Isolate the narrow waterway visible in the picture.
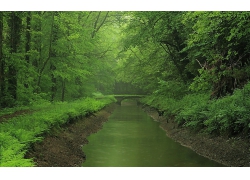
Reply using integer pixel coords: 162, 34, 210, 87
82, 100, 223, 167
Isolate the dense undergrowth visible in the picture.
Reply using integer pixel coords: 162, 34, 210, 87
141, 82, 250, 138
0, 95, 115, 167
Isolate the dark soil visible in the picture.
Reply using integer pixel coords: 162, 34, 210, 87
25, 104, 117, 167
0, 109, 33, 123
141, 105, 250, 167
25, 102, 250, 167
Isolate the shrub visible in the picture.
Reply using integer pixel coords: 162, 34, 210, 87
175, 93, 209, 130
0, 96, 115, 167
142, 82, 250, 136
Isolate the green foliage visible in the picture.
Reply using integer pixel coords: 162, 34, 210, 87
189, 69, 213, 92
122, 11, 250, 139
143, 81, 250, 136
116, 12, 172, 93
153, 79, 188, 99
92, 92, 105, 98
0, 106, 29, 117
0, 97, 115, 167
183, 11, 250, 97
141, 95, 181, 117
0, 11, 118, 107
203, 83, 250, 135
175, 93, 210, 130
0, 132, 34, 167
2, 10, 250, 166
178, 82, 250, 135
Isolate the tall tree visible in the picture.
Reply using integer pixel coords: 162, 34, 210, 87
0, 12, 4, 107
25, 12, 31, 63
7, 12, 22, 106
36, 12, 55, 91
183, 12, 250, 98
115, 12, 189, 96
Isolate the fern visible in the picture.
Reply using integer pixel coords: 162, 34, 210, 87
0, 96, 115, 167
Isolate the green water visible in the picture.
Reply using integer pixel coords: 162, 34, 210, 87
82, 101, 224, 167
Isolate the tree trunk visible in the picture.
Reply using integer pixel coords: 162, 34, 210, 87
8, 12, 22, 106
25, 12, 31, 63
61, 78, 66, 102
0, 12, 4, 107
24, 12, 31, 89
160, 42, 187, 83
50, 63, 57, 102
37, 12, 55, 91
32, 11, 42, 69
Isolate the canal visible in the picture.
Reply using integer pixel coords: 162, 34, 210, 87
82, 100, 223, 167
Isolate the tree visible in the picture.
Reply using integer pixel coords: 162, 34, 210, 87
115, 12, 189, 97
6, 12, 22, 106
0, 12, 3, 107
183, 12, 250, 98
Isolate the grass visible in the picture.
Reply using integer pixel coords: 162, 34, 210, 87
0, 96, 115, 167
140, 82, 250, 137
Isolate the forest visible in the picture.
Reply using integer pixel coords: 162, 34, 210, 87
1, 11, 250, 166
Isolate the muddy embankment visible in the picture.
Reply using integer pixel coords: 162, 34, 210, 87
25, 103, 117, 167
26, 101, 250, 167
141, 105, 250, 167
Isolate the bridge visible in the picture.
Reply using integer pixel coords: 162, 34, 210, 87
112, 95, 146, 105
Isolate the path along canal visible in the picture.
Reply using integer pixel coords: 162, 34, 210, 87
82, 100, 224, 167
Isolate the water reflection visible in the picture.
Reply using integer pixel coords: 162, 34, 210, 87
82, 100, 223, 167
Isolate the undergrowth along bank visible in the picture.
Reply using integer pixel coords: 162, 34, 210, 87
141, 82, 250, 138
0, 96, 116, 167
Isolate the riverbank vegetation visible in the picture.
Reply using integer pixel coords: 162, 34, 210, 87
0, 96, 115, 166
1, 11, 250, 166
117, 12, 250, 138
141, 83, 250, 136
0, 11, 118, 167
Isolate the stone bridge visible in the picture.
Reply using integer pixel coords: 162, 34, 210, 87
113, 95, 145, 105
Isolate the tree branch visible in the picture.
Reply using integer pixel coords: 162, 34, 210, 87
91, 12, 101, 38
37, 12, 55, 89
91, 11, 109, 38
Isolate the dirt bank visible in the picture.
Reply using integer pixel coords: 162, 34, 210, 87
26, 102, 250, 167
141, 105, 250, 167
0, 109, 34, 123
25, 103, 117, 167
